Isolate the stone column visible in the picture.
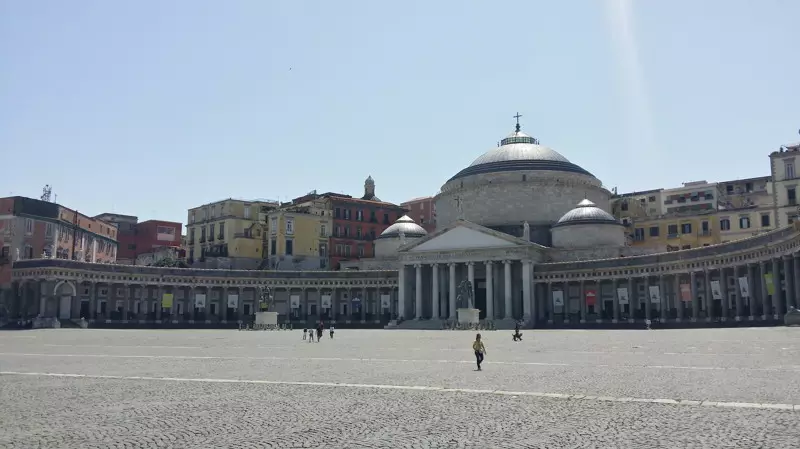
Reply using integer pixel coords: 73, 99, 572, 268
503, 260, 512, 319
398, 266, 406, 320
415, 264, 423, 319
675, 274, 683, 322
579, 280, 587, 323
612, 278, 620, 323
156, 286, 163, 322
361, 287, 367, 322
794, 254, 800, 309
467, 262, 475, 299
759, 260, 769, 319
704, 270, 713, 322
448, 263, 457, 320
88, 282, 97, 320
627, 277, 635, 323
690, 271, 699, 322
485, 261, 494, 320
39, 282, 47, 317
123, 284, 131, 321
785, 255, 796, 310
431, 263, 440, 319
747, 263, 756, 319
643, 276, 652, 321
189, 286, 196, 322
734, 266, 743, 320
772, 258, 782, 317
720, 268, 729, 321
660, 276, 668, 322
522, 260, 532, 320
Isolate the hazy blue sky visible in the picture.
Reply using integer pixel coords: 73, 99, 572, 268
2, 1, 798, 228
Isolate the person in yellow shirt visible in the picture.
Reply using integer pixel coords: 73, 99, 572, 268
472, 333, 487, 371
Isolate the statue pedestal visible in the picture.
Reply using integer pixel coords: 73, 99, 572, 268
457, 308, 480, 325
254, 312, 278, 326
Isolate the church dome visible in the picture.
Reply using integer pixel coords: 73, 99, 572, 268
377, 215, 428, 239
448, 130, 595, 181
553, 199, 620, 227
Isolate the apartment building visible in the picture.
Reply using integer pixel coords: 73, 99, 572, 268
770, 142, 800, 227
400, 196, 436, 233
265, 192, 332, 270
95, 213, 183, 264
186, 198, 278, 269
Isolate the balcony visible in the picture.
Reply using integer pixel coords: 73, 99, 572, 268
217, 234, 225, 241
667, 234, 679, 240
698, 230, 712, 237
199, 236, 206, 243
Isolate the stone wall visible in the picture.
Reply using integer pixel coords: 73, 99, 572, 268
375, 238, 405, 258
435, 170, 611, 228
551, 223, 625, 248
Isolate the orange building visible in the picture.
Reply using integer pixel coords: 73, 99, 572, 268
401, 196, 436, 233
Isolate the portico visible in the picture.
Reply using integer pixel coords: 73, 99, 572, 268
396, 220, 542, 323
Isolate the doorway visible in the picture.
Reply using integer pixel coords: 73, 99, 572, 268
475, 281, 487, 319
59, 296, 71, 319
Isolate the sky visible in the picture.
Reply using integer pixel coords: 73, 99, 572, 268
1, 0, 799, 229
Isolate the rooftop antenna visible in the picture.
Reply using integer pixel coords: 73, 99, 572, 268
41, 185, 52, 202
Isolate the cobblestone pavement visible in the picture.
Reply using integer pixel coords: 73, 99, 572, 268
1, 328, 799, 448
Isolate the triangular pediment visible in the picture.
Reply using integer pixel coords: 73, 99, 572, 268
401, 220, 533, 252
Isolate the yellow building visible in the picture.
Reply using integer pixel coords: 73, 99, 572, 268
265, 193, 332, 270
186, 198, 278, 269
625, 214, 720, 251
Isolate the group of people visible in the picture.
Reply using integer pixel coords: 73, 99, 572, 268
302, 322, 334, 342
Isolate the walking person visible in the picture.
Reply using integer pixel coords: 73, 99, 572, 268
472, 333, 487, 371
329, 325, 335, 339
303, 328, 307, 340
316, 322, 324, 342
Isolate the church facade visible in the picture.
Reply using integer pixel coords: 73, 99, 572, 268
8, 124, 800, 328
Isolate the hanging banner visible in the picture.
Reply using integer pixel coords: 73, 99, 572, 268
585, 290, 597, 306
680, 283, 692, 302
290, 295, 300, 309
552, 290, 564, 307
738, 277, 750, 298
648, 286, 661, 304
616, 287, 629, 305
194, 294, 206, 308
321, 295, 332, 309
380, 294, 390, 309
764, 274, 774, 295
161, 293, 174, 308
227, 294, 239, 309
710, 280, 722, 300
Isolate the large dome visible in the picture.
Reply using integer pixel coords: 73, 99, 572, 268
448, 131, 595, 181
553, 199, 619, 227
377, 215, 427, 239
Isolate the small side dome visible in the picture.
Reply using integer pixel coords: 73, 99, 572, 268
378, 215, 428, 239
553, 199, 619, 227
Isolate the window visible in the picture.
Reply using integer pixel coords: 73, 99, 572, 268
788, 187, 797, 206
344, 245, 351, 257
271, 217, 278, 233
648, 196, 656, 202
420, 216, 426, 225
25, 218, 33, 234
667, 224, 678, 237
190, 228, 195, 242
739, 216, 751, 229
633, 228, 644, 241
357, 210, 363, 221
383, 213, 389, 224
648, 226, 659, 237
336, 244, 343, 256
319, 244, 328, 258
621, 202, 629, 211
701, 221, 709, 234
45, 223, 53, 237
720, 219, 731, 231
270, 238, 277, 256
190, 212, 196, 224
370, 210, 376, 222
209, 224, 215, 240
344, 227, 350, 237
286, 218, 294, 235
786, 161, 795, 180
285, 239, 293, 255
681, 223, 692, 234
320, 225, 327, 237
358, 245, 365, 257
745, 182, 753, 192
356, 227, 362, 238
211, 206, 216, 218
1, 246, 9, 259
344, 209, 351, 220
370, 228, 376, 239
218, 222, 225, 238
335, 208, 341, 219
156, 226, 175, 235
761, 214, 771, 227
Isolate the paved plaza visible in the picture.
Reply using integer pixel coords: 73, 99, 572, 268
1, 328, 799, 448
